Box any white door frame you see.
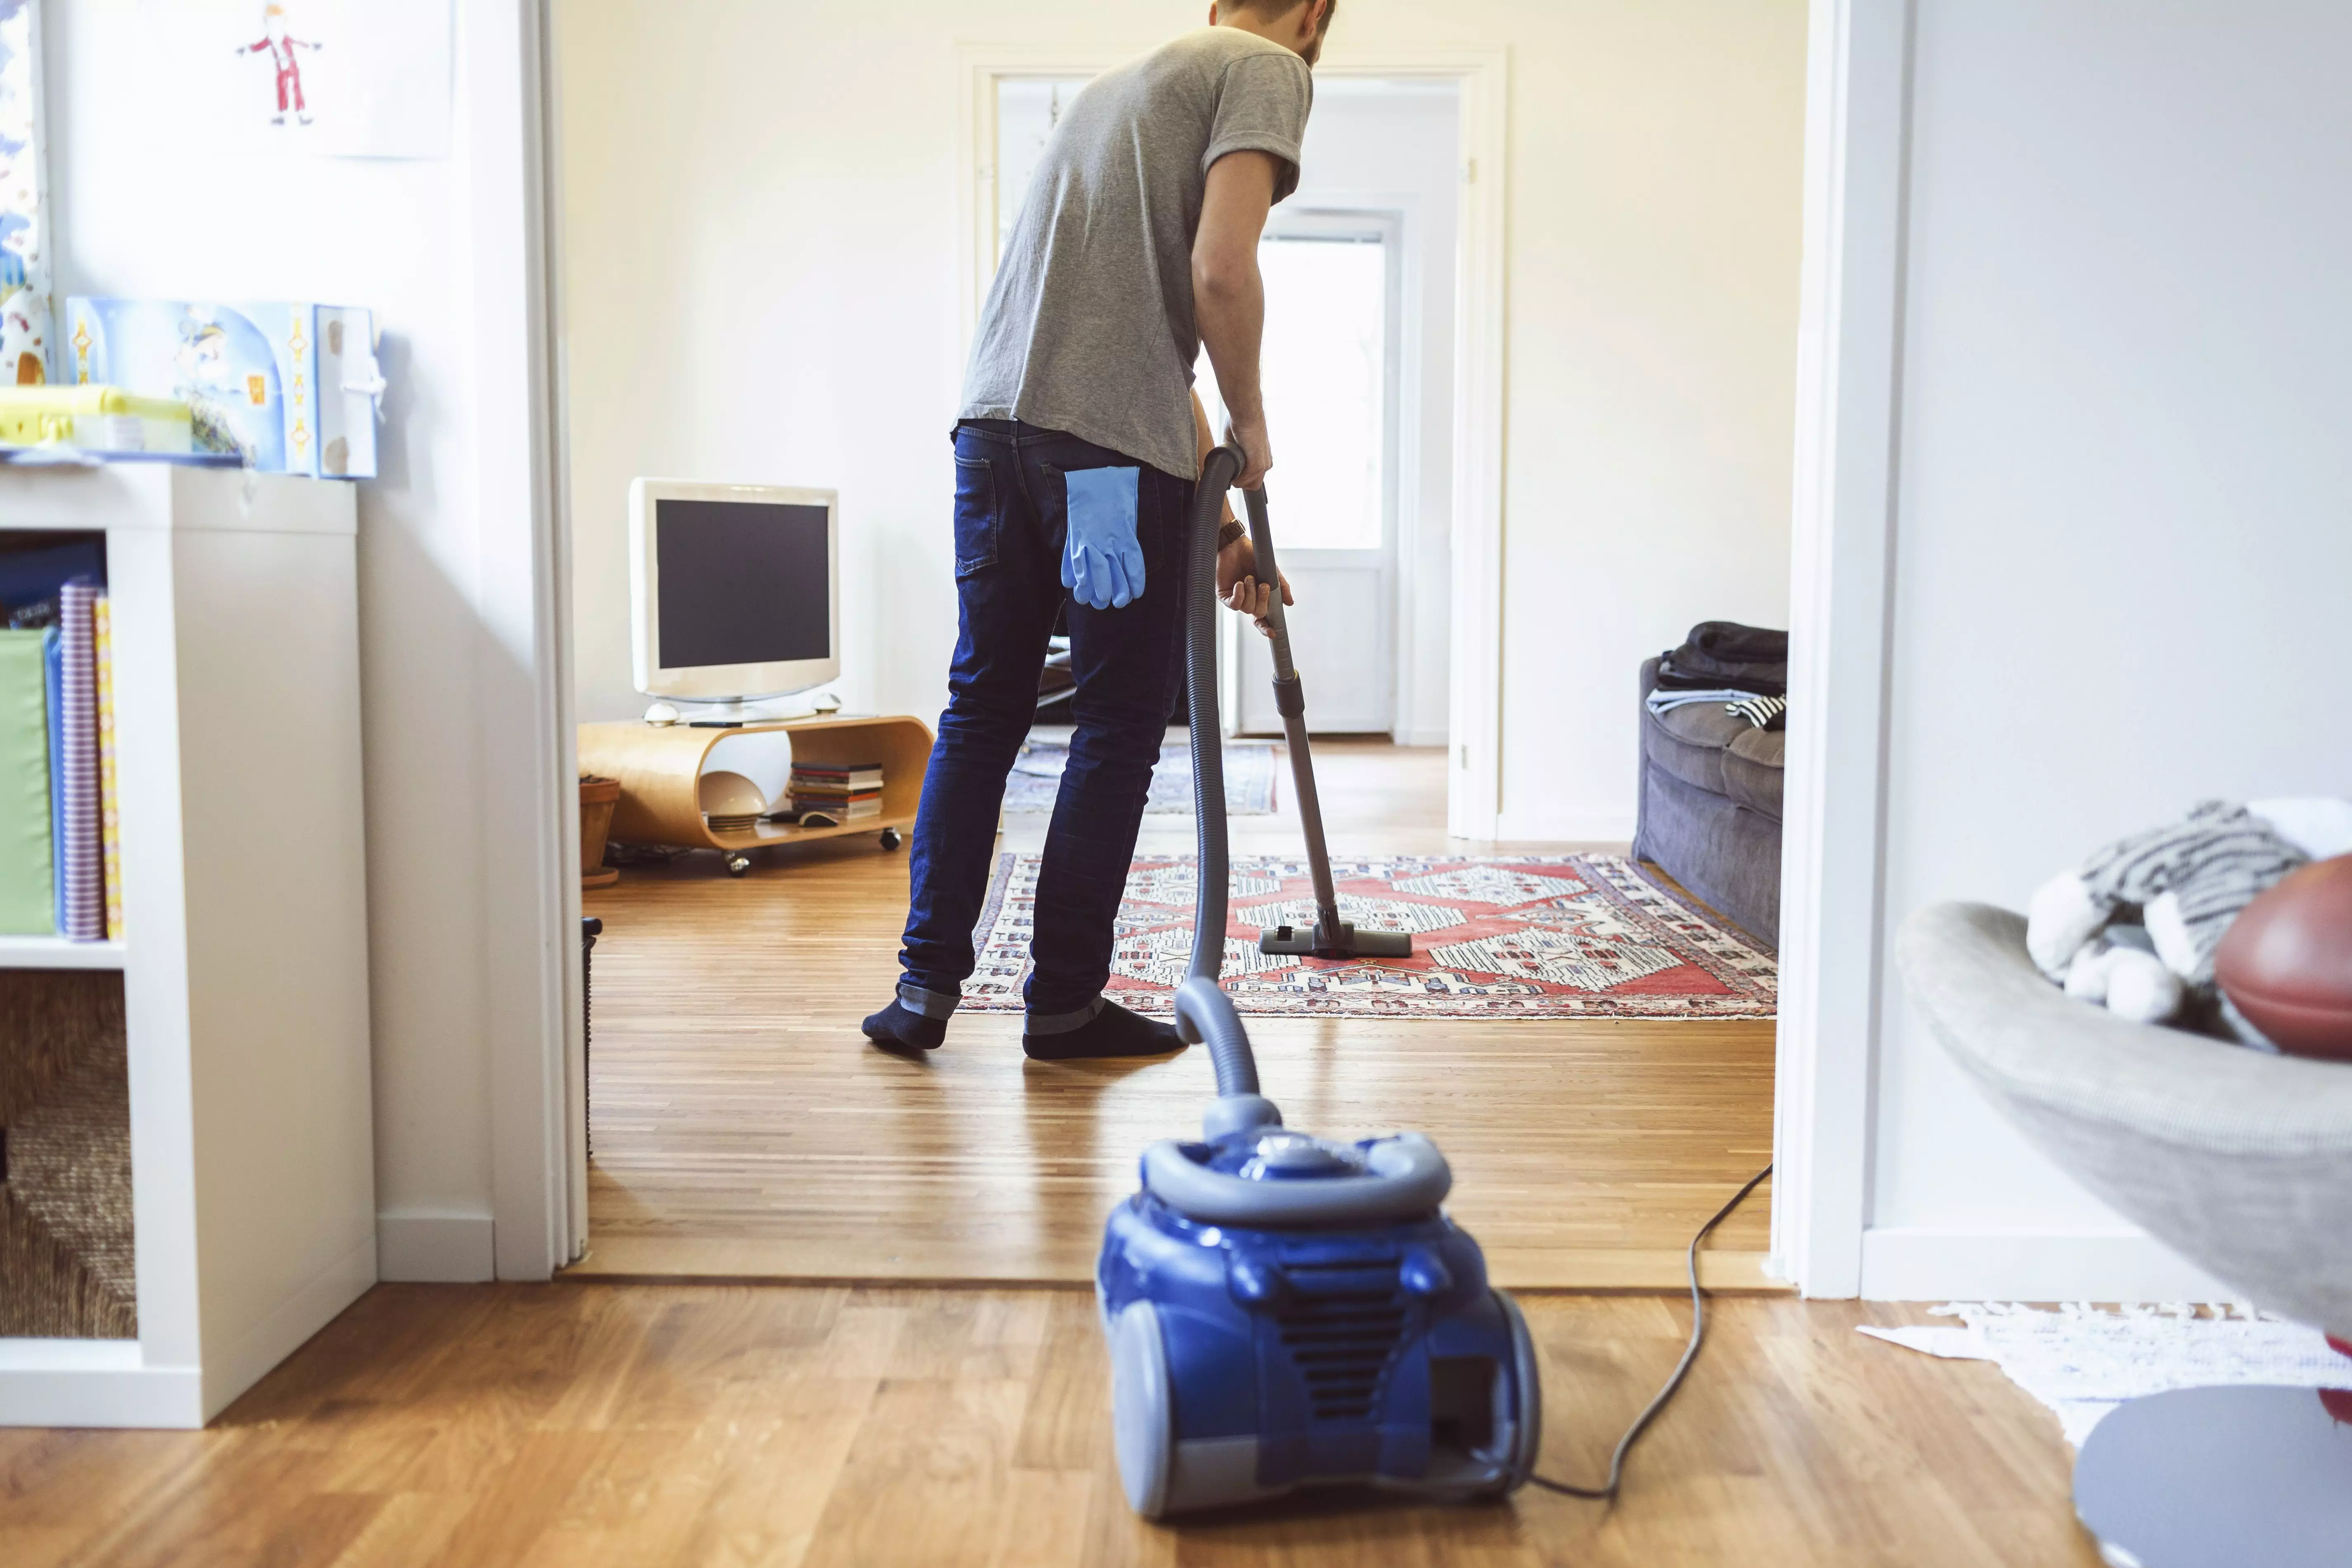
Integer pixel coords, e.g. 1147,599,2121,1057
518,17,1901,1295
954,42,1509,836
1769,0,1914,1297
504,36,1512,1273
476,0,580,1279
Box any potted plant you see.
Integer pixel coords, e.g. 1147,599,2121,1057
580,775,621,889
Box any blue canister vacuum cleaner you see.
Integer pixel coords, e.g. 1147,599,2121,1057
1096,446,1771,1519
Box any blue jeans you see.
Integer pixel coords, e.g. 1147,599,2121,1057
897,420,1195,1028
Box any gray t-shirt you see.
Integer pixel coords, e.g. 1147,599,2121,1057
960,28,1312,482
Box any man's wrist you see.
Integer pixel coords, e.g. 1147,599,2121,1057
1216,520,1247,550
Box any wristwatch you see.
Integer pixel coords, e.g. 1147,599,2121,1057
1216,519,1247,550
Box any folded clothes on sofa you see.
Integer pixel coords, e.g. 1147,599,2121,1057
1645,687,1767,714
1686,621,1788,665
1645,687,1788,732
1655,619,1789,697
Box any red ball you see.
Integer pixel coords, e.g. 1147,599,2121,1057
2216,855,2352,1060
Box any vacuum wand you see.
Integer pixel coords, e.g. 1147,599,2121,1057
1240,482,1412,961
1176,446,1276,1128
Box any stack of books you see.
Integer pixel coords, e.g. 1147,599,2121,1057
1,572,122,941
787,760,883,824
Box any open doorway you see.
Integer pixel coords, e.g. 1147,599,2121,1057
552,38,1780,1293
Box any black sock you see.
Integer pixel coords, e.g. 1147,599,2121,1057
862,999,947,1051
1023,999,1183,1061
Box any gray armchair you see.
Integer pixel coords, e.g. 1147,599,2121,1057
1897,903,2352,1567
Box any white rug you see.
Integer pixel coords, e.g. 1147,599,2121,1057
1862,1302,2352,1445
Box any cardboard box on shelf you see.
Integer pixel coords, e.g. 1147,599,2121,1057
63,298,380,477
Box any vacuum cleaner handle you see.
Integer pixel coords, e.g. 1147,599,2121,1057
1239,485,1297,679
1239,482,1346,943
1140,1131,1453,1225
1183,444,1264,1104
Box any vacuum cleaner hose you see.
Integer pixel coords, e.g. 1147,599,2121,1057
1176,445,1261,1101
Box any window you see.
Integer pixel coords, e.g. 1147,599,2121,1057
1195,231,1391,550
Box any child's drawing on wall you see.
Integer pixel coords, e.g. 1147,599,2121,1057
150,0,449,160
235,2,324,128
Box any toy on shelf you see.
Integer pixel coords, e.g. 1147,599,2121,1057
0,385,192,456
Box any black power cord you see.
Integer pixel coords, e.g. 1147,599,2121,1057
1522,1162,1775,1502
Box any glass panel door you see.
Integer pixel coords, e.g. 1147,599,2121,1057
1200,213,1403,735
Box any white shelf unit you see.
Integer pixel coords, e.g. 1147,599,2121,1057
0,465,373,1428
0,936,126,969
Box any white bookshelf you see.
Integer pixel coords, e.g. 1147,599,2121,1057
0,464,373,1428
0,936,127,969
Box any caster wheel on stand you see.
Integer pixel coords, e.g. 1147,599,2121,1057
725,853,752,877
879,827,903,851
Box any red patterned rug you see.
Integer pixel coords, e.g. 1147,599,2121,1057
963,853,1776,1019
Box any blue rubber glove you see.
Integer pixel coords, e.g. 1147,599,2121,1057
1062,466,1145,609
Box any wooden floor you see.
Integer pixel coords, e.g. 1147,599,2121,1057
579,742,1779,1289
0,1282,2103,1567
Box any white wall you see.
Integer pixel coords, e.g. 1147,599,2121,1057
1859,0,2352,1299
1485,2,1803,838
51,0,546,1282
559,0,1805,840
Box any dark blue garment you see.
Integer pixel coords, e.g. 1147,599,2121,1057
900,419,1195,1020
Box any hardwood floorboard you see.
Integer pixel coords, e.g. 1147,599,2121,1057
582,742,1781,1289
0,1283,2104,1567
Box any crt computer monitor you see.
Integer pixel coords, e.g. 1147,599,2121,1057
628,478,840,706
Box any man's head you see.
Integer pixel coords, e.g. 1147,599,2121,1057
1210,0,1337,68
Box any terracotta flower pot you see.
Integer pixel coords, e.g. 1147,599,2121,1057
581,775,622,889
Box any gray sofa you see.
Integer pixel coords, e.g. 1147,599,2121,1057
1632,656,1784,946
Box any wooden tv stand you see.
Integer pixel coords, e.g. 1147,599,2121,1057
578,714,932,874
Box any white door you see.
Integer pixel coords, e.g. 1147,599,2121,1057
1200,215,1403,736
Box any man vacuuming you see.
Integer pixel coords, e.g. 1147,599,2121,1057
863,0,1336,1059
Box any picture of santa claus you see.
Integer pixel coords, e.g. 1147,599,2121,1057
236,2,323,127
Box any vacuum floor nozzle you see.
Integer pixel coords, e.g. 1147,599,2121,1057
1260,921,1414,959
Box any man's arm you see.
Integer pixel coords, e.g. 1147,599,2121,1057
1191,391,1242,546
1193,388,1294,635
1193,150,1278,489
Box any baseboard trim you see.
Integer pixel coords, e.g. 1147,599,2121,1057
378,1211,497,1283
0,1341,203,1429
204,1232,378,1420
561,1235,1788,1294
1858,1226,2233,1303
1494,810,1636,845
